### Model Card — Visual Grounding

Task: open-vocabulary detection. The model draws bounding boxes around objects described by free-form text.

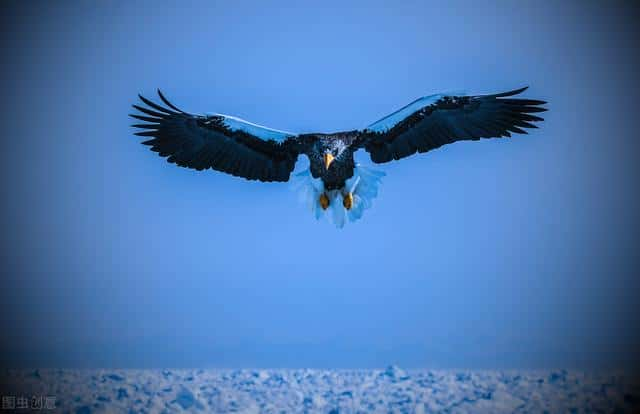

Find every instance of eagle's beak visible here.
[324,153,335,170]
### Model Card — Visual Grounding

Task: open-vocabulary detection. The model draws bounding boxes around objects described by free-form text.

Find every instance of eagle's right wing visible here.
[130,90,303,182]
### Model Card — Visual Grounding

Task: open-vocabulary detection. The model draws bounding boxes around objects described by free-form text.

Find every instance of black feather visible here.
[157,90,186,113]
[130,114,162,123]
[132,105,167,118]
[138,94,177,115]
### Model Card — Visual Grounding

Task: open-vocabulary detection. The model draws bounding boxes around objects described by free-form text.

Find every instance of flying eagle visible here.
[130,87,547,227]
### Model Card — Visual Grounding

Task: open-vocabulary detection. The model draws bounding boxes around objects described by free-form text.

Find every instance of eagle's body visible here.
[131,87,547,226]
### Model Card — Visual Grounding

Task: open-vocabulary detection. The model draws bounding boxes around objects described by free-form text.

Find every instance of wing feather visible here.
[130,91,302,182]
[358,87,547,163]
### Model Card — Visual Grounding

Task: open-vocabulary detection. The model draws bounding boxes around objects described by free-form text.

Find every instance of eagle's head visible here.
[312,137,350,170]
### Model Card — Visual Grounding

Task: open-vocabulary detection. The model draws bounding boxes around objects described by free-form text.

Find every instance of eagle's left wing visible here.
[130,90,304,182]
[356,87,547,163]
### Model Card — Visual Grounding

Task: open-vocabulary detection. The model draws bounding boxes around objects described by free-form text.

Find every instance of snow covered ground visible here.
[1,366,638,413]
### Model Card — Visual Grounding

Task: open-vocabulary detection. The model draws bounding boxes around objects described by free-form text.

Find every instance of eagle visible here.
[130,87,547,227]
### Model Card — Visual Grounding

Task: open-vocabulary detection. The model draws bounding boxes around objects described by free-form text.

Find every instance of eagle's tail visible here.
[345,164,386,224]
[292,164,385,228]
[292,169,325,220]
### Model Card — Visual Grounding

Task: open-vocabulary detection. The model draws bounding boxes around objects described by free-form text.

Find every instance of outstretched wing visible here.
[130,90,302,182]
[357,87,547,163]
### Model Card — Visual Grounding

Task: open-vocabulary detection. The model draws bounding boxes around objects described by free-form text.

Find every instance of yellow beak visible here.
[324,153,335,170]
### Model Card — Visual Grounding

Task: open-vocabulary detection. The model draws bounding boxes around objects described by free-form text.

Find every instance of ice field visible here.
[2,366,639,413]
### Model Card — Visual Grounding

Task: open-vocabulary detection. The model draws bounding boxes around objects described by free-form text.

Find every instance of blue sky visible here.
[1,0,638,368]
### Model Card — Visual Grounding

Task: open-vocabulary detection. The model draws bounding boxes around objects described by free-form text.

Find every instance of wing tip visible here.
[134,130,157,137]
[156,89,186,113]
[493,86,528,98]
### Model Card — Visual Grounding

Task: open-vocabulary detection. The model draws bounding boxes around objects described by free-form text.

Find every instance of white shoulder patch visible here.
[364,94,444,133]
[217,114,295,143]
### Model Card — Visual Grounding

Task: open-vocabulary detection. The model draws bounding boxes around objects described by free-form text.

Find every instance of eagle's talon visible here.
[319,193,330,210]
[343,192,353,210]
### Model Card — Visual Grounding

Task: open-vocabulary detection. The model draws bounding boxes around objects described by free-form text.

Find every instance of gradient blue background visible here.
[1,0,638,369]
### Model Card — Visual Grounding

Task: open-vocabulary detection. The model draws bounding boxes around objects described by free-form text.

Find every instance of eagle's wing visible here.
[130,90,303,182]
[356,87,547,163]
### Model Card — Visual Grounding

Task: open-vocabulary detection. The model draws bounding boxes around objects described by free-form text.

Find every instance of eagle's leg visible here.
[319,193,330,210]
[342,192,353,210]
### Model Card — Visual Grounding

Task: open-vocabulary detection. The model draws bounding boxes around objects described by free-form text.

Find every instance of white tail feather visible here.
[291,164,385,228]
